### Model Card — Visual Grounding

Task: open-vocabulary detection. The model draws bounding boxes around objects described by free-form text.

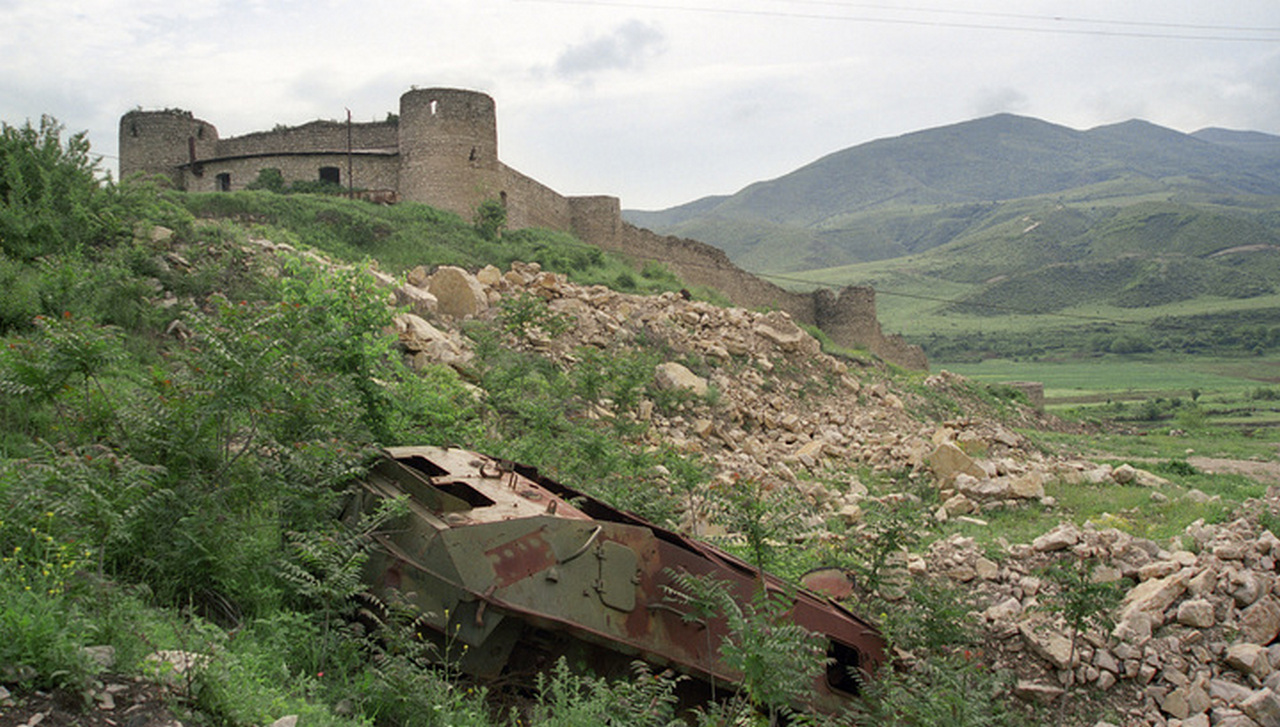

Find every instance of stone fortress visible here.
[120,87,926,370]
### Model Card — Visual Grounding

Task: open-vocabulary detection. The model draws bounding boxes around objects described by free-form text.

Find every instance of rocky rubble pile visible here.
[917,493,1280,727]
[375,261,1280,726]
[385,263,1150,524]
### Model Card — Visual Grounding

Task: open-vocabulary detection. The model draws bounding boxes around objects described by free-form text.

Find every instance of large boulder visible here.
[928,442,987,485]
[653,362,708,397]
[1241,597,1280,645]
[427,266,488,318]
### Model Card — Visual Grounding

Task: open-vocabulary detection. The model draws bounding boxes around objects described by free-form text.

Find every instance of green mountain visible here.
[624,114,1280,274]
[624,116,1280,360]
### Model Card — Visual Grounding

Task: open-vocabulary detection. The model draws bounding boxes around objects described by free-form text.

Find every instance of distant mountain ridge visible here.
[624,114,1280,274]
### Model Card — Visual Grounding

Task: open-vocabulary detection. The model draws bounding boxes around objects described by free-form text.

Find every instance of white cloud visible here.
[2,0,1279,207]
[971,88,1030,118]
[549,19,667,82]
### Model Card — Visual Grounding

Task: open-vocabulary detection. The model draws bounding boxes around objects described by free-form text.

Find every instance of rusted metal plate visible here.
[485,527,557,587]
[352,445,887,716]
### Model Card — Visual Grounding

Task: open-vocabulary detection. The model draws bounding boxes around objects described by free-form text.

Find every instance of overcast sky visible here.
[3,1,1279,209]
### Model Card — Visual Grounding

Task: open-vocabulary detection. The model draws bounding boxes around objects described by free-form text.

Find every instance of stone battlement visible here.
[119,88,925,369]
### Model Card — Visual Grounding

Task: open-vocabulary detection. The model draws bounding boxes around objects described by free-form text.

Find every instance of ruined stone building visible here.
[120,87,925,369]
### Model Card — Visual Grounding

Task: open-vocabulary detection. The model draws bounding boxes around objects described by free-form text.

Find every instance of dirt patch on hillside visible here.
[3,678,183,727]
[1187,455,1280,484]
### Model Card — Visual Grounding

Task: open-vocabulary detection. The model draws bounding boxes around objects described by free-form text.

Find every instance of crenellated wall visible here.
[119,88,926,369]
[214,120,398,158]
[119,109,218,188]
[500,164,573,232]
[585,222,926,369]
[181,153,399,194]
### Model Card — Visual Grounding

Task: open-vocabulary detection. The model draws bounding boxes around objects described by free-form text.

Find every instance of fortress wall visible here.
[499,164,573,232]
[594,223,927,368]
[119,110,219,186]
[181,154,399,193]
[214,120,398,158]
[814,287,928,369]
[608,223,818,326]
[568,196,623,249]
[398,88,500,217]
[117,88,926,369]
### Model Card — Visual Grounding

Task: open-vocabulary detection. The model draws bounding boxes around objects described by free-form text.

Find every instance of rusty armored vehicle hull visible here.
[345,446,886,714]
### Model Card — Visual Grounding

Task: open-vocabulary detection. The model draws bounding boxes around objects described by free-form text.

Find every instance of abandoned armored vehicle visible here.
[344,445,886,715]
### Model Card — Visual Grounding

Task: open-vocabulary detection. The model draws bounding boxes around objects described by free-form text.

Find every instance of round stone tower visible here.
[397,88,500,218]
[119,109,218,187]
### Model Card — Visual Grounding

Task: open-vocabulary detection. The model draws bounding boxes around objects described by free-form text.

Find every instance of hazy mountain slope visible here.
[623,115,1280,271]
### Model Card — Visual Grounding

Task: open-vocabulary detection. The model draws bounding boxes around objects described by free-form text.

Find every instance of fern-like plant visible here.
[664,572,824,726]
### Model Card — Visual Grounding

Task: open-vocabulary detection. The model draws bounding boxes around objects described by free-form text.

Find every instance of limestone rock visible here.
[1019,617,1075,670]
[836,503,862,525]
[144,650,209,688]
[754,318,808,352]
[974,556,1000,580]
[1226,643,1273,678]
[927,441,987,486]
[1242,688,1280,727]
[1233,571,1267,608]
[653,362,708,397]
[1032,522,1082,553]
[1241,597,1280,645]
[1119,568,1190,623]
[1134,469,1172,488]
[1177,599,1217,629]
[82,645,116,669]
[406,265,429,287]
[1211,678,1256,706]
[1013,679,1064,705]
[985,597,1022,622]
[427,266,488,317]
[1158,681,1210,720]
[1112,463,1138,484]
[1009,470,1046,499]
[476,264,503,286]
[396,313,471,369]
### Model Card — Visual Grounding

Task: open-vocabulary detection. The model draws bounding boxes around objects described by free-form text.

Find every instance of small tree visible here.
[0,115,113,260]
[846,495,924,601]
[713,475,803,572]
[245,167,286,193]
[473,198,506,241]
[663,572,823,726]
[1038,557,1122,720]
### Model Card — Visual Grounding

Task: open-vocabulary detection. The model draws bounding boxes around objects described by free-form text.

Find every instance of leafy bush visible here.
[526,658,683,727]
[852,653,1024,727]
[664,573,825,726]
[473,198,506,241]
[1,116,118,261]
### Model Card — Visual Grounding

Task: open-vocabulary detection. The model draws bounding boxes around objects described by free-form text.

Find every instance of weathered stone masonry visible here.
[120,87,926,369]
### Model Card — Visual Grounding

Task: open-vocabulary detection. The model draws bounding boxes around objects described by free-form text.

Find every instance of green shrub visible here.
[664,573,824,726]
[852,653,1025,727]
[245,167,286,193]
[0,115,118,261]
[473,198,506,241]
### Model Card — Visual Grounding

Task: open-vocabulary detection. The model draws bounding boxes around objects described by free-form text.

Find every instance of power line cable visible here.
[516,0,1280,42]
[772,1,1280,34]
